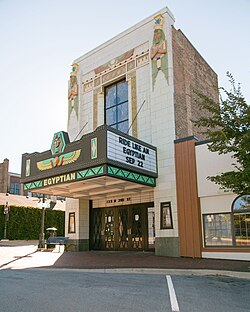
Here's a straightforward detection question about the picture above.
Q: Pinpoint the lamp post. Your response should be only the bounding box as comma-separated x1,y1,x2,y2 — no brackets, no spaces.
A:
37,195,57,250
3,202,10,240
38,194,45,249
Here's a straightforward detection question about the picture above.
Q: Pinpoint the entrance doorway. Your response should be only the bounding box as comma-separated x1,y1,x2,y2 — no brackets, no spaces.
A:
91,203,154,251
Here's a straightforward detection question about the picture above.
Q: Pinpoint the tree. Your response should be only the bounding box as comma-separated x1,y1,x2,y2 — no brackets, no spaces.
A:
194,72,250,194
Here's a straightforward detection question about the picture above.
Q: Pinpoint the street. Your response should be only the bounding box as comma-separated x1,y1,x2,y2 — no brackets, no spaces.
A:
0,243,250,311
0,270,249,312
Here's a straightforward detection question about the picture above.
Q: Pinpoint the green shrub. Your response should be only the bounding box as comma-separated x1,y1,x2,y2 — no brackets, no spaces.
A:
0,205,65,240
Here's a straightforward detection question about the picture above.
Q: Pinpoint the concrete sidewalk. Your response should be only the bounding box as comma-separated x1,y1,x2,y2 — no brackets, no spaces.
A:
0,241,38,268
0,242,249,276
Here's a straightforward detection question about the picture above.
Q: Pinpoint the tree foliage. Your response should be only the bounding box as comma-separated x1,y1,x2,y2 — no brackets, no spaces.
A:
194,73,250,194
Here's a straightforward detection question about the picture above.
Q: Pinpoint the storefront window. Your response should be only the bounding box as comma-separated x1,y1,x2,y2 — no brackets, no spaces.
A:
203,195,250,248
233,195,250,246
203,214,233,247
105,80,128,133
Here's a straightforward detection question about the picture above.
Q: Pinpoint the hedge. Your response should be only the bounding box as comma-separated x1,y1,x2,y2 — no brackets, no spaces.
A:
0,205,65,240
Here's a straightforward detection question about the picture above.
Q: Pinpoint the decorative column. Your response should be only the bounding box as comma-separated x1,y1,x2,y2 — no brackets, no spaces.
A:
127,71,138,138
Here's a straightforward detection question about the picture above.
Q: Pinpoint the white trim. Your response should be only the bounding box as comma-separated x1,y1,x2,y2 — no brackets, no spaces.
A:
202,252,250,261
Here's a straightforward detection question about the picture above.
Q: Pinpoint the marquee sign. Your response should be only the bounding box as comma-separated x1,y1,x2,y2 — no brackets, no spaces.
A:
21,125,158,191
107,131,157,175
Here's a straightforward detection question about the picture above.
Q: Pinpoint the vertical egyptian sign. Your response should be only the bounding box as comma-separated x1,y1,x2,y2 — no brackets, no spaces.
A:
150,14,169,89
68,63,79,124
25,159,30,177
91,137,98,159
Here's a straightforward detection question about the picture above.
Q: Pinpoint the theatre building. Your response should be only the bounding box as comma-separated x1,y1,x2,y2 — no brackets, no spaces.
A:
21,7,250,260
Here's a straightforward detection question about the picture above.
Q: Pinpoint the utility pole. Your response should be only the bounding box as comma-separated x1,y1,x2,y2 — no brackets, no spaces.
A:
38,194,45,249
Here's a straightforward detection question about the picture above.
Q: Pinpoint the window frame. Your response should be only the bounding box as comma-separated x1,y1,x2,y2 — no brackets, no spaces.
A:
232,195,250,247
68,212,76,234
202,195,250,248
203,212,233,248
160,202,173,230
104,79,129,133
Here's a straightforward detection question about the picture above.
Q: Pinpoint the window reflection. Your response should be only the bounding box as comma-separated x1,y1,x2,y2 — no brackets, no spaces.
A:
117,80,128,103
118,120,129,133
105,85,116,108
203,214,233,247
203,195,250,248
233,195,250,246
106,106,116,125
105,80,129,133
234,213,250,246
118,102,128,121
232,195,250,212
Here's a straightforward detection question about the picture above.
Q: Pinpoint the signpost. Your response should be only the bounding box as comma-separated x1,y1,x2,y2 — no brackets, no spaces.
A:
3,202,9,240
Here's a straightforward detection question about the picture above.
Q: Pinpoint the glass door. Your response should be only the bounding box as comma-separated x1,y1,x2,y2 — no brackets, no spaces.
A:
91,204,152,251
131,206,147,250
117,207,129,249
147,207,155,249
104,208,115,250
92,209,103,250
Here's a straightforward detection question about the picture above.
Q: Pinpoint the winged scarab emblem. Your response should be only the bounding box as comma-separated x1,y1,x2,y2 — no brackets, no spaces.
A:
37,149,81,171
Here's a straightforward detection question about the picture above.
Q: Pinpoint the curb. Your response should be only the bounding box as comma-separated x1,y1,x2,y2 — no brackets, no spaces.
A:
31,267,250,280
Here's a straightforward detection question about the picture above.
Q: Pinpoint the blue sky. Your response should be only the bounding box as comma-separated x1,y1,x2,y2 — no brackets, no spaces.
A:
0,0,249,173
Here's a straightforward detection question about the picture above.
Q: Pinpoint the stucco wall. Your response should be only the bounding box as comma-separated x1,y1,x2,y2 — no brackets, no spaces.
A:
195,143,236,199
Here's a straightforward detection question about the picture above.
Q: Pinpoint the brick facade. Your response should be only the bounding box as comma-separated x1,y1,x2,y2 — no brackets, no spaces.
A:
0,159,9,193
172,27,219,140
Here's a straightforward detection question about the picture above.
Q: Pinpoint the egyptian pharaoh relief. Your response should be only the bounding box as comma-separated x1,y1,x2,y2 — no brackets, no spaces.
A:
150,14,168,89
68,63,79,124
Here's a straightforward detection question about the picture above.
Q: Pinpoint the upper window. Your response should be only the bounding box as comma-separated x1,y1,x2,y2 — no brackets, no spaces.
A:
10,182,20,195
105,80,129,133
